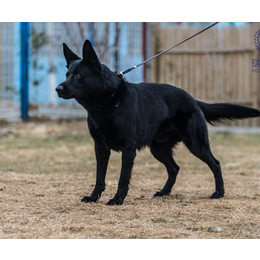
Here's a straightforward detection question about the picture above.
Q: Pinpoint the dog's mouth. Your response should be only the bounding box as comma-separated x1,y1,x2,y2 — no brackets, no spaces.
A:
57,92,73,100
56,87,74,99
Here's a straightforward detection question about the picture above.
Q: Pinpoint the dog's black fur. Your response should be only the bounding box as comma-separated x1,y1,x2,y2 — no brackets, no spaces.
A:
56,40,260,205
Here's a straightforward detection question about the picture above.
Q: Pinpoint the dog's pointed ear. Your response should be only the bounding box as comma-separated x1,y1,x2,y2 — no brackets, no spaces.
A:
63,43,80,68
82,40,101,72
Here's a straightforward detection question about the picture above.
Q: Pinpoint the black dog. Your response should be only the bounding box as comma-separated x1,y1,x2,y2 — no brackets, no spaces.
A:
56,40,260,205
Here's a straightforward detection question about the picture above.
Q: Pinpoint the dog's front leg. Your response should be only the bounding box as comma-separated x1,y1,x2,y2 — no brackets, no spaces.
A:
81,141,110,203
107,146,136,205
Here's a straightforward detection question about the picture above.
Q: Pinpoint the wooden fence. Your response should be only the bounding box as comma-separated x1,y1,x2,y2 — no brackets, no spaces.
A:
150,23,260,127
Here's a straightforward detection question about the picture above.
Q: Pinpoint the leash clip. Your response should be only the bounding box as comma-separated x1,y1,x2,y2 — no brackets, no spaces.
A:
118,71,124,78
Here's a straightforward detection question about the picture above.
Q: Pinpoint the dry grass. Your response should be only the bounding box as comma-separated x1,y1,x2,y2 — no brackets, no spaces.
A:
0,121,259,239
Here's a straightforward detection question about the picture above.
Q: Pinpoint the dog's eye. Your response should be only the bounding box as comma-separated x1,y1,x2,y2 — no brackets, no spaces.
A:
75,73,81,78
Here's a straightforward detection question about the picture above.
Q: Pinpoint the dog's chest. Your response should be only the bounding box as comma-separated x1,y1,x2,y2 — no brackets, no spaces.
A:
88,116,125,151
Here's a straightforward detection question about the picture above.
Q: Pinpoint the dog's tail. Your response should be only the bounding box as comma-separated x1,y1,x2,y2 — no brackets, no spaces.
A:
197,101,260,125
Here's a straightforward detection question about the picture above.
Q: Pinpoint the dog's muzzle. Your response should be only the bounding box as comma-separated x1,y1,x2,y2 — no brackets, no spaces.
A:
56,85,64,97
55,84,73,99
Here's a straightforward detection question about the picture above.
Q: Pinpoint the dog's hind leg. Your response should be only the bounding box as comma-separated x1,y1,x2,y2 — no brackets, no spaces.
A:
150,139,180,197
181,111,225,199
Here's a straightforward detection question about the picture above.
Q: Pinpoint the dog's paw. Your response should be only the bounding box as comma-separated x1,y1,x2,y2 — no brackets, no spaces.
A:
106,198,123,205
153,191,171,197
211,190,224,199
81,196,98,203
154,191,164,197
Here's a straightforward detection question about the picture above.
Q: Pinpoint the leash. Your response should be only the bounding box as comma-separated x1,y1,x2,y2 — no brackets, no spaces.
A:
118,22,219,77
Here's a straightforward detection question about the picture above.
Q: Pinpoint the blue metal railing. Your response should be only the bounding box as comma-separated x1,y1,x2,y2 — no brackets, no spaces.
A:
20,22,30,120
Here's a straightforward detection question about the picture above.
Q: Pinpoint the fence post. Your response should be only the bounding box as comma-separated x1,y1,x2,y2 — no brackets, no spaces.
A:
142,22,147,82
20,22,30,120
150,23,160,82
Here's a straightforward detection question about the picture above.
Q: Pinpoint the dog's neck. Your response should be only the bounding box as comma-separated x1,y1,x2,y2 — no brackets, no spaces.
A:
76,67,127,114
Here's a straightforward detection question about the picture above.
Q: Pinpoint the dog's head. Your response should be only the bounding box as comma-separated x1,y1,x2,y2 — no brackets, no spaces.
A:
56,40,103,100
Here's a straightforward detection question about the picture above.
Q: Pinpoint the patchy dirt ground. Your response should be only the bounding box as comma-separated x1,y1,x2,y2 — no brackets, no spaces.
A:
0,120,259,238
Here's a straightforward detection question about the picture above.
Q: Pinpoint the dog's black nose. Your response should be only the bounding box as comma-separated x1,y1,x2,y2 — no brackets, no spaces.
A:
56,85,64,92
